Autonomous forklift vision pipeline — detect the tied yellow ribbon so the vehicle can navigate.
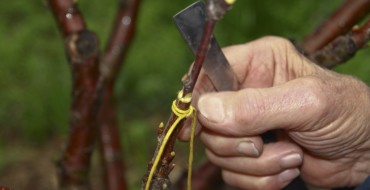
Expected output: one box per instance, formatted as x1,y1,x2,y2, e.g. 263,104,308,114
145,90,197,190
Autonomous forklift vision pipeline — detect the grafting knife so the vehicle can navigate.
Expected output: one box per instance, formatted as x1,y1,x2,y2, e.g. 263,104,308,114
173,1,239,91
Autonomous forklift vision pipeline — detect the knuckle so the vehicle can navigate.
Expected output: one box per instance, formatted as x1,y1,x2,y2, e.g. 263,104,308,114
255,176,282,190
207,137,226,156
221,170,240,188
260,36,290,45
205,149,222,165
201,133,229,156
255,177,272,190
260,36,295,51
299,76,329,117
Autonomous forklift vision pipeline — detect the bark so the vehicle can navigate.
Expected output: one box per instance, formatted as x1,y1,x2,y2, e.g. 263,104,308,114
97,0,141,189
100,0,141,82
142,18,215,190
302,0,370,53
48,0,100,189
351,18,370,47
142,1,235,189
305,18,370,68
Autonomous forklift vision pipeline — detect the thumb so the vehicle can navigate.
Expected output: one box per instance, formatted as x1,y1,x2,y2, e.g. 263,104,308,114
197,77,327,136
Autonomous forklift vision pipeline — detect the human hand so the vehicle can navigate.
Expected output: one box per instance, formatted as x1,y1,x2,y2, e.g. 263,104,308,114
178,36,370,189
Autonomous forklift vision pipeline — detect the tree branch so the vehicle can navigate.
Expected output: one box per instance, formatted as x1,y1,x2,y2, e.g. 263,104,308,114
97,0,141,189
305,18,370,68
352,18,370,47
48,0,100,189
301,0,370,53
142,1,235,189
100,0,141,82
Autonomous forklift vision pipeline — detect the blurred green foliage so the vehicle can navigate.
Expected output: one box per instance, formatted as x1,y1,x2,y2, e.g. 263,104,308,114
1,0,370,188
0,0,370,148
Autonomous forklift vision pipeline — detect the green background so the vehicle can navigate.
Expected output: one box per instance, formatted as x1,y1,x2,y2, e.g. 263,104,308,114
0,0,369,188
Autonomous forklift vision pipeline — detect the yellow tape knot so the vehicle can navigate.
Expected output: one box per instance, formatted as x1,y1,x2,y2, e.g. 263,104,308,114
145,90,197,190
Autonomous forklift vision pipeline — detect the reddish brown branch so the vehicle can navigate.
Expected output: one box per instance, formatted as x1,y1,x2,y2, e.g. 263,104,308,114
142,1,234,189
302,0,370,53
100,0,141,82
148,20,217,183
97,0,141,189
352,18,370,47
48,0,86,37
0,186,10,190
183,21,215,95
305,34,357,68
48,0,100,189
142,19,216,190
98,89,127,190
306,18,370,68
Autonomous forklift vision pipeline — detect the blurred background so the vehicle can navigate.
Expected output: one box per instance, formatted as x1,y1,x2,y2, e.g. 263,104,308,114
0,0,369,189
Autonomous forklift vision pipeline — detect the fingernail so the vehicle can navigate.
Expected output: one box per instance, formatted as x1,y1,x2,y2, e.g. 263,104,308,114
280,153,302,169
278,169,300,183
198,96,225,123
237,141,260,157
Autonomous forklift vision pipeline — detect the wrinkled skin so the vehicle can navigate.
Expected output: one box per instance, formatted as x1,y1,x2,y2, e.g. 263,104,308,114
178,37,370,190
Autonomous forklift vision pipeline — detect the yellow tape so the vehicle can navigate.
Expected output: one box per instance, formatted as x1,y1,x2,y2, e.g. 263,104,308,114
187,107,197,190
177,90,192,103
145,90,197,190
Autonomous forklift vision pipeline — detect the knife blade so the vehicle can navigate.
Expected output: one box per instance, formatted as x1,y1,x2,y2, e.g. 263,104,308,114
173,1,239,91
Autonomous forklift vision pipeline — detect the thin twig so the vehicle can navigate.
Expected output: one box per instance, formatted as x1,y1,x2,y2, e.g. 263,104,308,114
48,0,100,189
183,21,215,95
142,1,235,189
145,16,215,190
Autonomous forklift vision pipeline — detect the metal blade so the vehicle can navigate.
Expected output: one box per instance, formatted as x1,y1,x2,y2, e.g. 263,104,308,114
173,1,239,91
